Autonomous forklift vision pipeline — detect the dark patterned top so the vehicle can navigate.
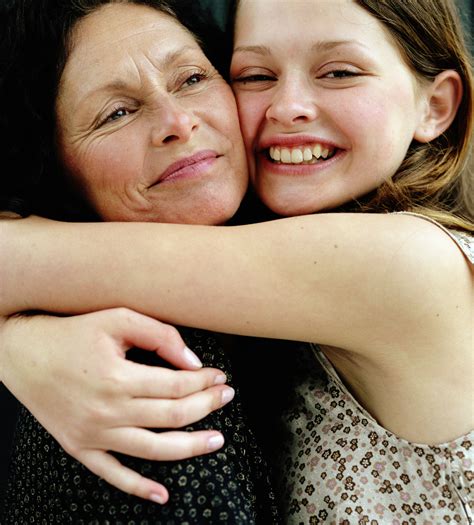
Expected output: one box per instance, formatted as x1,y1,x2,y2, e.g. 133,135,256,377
1,328,281,524
277,223,474,524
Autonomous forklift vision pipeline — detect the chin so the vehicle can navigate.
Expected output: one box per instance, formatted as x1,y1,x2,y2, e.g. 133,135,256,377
180,196,244,226
258,193,318,217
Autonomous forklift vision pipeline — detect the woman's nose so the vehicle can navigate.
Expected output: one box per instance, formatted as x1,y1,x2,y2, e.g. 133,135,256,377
150,99,198,146
266,77,318,127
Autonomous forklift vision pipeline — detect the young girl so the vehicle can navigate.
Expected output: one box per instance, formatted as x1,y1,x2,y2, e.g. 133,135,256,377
1,0,473,522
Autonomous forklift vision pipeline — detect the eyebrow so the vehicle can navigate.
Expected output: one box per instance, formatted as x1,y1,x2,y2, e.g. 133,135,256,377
233,40,369,56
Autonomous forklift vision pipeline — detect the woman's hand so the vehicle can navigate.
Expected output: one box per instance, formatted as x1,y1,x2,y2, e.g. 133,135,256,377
0,308,234,503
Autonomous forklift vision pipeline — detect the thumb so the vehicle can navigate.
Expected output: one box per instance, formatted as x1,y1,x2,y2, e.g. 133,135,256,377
108,308,203,370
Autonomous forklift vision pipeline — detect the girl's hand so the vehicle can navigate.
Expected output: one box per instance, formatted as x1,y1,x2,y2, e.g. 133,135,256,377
0,308,234,504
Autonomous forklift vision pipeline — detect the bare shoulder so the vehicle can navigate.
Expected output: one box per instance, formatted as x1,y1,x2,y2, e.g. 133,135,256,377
352,213,472,353
373,212,473,289
304,212,474,353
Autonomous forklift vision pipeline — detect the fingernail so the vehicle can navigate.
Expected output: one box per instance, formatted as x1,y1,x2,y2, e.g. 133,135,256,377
221,387,235,405
214,373,227,385
207,433,225,451
183,346,202,368
150,492,166,504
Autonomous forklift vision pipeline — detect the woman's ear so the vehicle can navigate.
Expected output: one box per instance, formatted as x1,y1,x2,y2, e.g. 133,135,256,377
414,70,463,143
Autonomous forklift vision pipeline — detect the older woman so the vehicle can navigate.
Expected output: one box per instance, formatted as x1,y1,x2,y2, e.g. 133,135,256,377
0,0,280,523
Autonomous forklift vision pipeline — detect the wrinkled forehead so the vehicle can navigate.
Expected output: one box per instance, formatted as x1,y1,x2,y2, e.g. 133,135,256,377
63,3,199,78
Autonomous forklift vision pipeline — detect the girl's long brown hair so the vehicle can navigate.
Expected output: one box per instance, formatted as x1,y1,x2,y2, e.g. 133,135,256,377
354,0,473,232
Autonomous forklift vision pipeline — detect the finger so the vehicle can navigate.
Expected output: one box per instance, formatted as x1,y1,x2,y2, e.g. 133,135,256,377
103,428,226,462
110,308,203,370
80,449,169,504
124,361,227,398
124,385,235,428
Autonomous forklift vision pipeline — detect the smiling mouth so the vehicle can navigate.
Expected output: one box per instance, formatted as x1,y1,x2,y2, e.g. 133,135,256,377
266,143,338,165
156,150,219,185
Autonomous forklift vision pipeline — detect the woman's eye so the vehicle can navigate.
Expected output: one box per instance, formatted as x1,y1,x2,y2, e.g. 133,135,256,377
109,108,129,120
101,107,131,126
183,73,207,88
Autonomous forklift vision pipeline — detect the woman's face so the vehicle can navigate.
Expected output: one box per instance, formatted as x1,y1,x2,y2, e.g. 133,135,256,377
231,0,429,216
56,3,248,224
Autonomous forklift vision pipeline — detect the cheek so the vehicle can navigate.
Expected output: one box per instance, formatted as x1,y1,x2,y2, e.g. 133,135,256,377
62,140,136,199
234,92,265,151
202,86,242,142
338,87,416,153
203,88,248,177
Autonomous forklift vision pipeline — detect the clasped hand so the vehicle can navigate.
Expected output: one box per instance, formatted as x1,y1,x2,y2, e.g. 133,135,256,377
0,308,234,503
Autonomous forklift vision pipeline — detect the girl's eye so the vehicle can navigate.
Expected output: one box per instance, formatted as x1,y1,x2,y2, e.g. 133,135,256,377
324,69,359,79
233,74,275,84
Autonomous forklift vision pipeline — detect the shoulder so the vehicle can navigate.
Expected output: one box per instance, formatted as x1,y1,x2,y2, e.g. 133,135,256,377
388,211,474,265
338,212,473,281
366,214,472,357
375,212,473,294
322,212,472,353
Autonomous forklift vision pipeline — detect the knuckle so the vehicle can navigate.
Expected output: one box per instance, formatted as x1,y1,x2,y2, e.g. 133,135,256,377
190,438,208,458
84,400,114,427
60,433,81,458
89,405,108,425
205,369,221,387
110,467,143,498
162,324,180,344
169,374,187,398
116,307,136,324
101,367,128,394
212,387,229,410
128,479,144,499
167,403,187,428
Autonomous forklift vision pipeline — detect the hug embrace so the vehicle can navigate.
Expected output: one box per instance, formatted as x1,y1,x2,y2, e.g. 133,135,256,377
0,0,472,523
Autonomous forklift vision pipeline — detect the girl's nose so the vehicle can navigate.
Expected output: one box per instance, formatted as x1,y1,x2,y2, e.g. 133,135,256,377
266,77,318,127
151,99,198,146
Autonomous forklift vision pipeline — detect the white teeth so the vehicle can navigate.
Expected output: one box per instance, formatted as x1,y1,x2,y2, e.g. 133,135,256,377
303,147,313,161
268,143,335,164
280,148,291,163
291,149,304,163
313,144,322,159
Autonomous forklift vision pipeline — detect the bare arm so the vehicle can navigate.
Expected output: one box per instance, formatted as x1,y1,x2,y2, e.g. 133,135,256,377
3,213,472,442
1,213,470,354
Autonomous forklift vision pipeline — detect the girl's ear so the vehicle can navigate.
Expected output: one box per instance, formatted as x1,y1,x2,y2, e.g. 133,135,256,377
414,70,463,143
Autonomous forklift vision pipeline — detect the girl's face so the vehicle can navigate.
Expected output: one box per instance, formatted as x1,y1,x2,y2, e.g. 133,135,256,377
56,3,248,224
231,0,429,216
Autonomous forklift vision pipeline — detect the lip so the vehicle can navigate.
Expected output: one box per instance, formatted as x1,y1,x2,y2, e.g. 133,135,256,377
259,134,340,151
157,150,219,184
